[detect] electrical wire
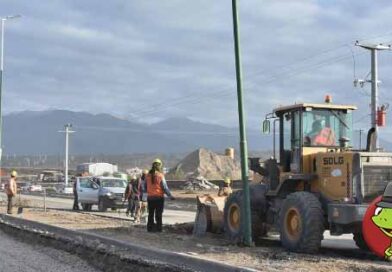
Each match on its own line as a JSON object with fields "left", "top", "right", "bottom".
{"left": 354, "top": 113, "right": 370, "bottom": 124}
{"left": 129, "top": 51, "right": 364, "bottom": 120}
{"left": 125, "top": 32, "right": 392, "bottom": 122}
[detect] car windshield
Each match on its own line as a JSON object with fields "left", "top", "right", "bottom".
{"left": 303, "top": 109, "right": 353, "bottom": 147}
{"left": 100, "top": 179, "right": 127, "bottom": 188}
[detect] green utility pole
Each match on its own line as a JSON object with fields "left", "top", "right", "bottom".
{"left": 231, "top": 0, "right": 253, "bottom": 246}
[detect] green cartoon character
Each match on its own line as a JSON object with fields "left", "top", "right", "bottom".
{"left": 372, "top": 182, "right": 392, "bottom": 260}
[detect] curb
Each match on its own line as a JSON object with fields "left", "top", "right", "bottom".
{"left": 0, "top": 214, "right": 255, "bottom": 272}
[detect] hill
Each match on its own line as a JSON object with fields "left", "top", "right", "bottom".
{"left": 3, "top": 110, "right": 272, "bottom": 155}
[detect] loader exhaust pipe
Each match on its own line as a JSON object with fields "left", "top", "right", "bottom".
{"left": 366, "top": 127, "right": 375, "bottom": 152}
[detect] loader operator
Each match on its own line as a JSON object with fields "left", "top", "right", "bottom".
{"left": 218, "top": 177, "right": 232, "bottom": 197}
{"left": 145, "top": 158, "right": 175, "bottom": 232}
{"left": 305, "top": 119, "right": 336, "bottom": 146}
{"left": 5, "top": 171, "right": 18, "bottom": 214}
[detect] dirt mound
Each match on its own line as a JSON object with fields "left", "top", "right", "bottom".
{"left": 170, "top": 148, "right": 241, "bottom": 180}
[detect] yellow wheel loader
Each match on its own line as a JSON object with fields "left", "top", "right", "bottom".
{"left": 221, "top": 98, "right": 392, "bottom": 253}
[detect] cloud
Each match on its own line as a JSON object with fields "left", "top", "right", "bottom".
{"left": 1, "top": 0, "right": 391, "bottom": 134}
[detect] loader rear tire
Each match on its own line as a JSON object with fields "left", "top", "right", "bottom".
{"left": 353, "top": 232, "right": 369, "bottom": 251}
{"left": 279, "top": 192, "right": 324, "bottom": 253}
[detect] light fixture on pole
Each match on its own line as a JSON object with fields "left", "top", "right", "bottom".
{"left": 0, "top": 14, "right": 21, "bottom": 183}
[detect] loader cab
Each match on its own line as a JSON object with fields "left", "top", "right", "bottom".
{"left": 264, "top": 102, "right": 356, "bottom": 174}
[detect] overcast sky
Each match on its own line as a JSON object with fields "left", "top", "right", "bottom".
{"left": 2, "top": 0, "right": 392, "bottom": 132}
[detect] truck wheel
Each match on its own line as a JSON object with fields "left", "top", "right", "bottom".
{"left": 224, "top": 191, "right": 267, "bottom": 243}
{"left": 279, "top": 192, "right": 324, "bottom": 253}
{"left": 98, "top": 198, "right": 107, "bottom": 212}
{"left": 353, "top": 232, "right": 369, "bottom": 251}
{"left": 81, "top": 203, "right": 89, "bottom": 211}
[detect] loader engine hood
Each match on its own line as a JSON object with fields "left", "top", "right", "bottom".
{"left": 357, "top": 152, "right": 392, "bottom": 203}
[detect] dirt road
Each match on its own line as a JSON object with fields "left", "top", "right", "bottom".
{"left": 0, "top": 230, "right": 99, "bottom": 272}
{"left": 0, "top": 192, "right": 195, "bottom": 225}
{"left": 1, "top": 208, "right": 390, "bottom": 272}
{"left": 0, "top": 192, "right": 359, "bottom": 250}
{"left": 1, "top": 192, "right": 391, "bottom": 271}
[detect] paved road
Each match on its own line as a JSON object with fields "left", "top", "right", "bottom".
{"left": 0, "top": 192, "right": 357, "bottom": 250}
{"left": 0, "top": 230, "right": 99, "bottom": 272}
{"left": 0, "top": 192, "right": 195, "bottom": 225}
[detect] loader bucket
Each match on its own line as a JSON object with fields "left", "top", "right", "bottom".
{"left": 193, "top": 194, "right": 227, "bottom": 236}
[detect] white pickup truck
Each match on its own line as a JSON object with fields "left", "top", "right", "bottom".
{"left": 76, "top": 176, "right": 127, "bottom": 212}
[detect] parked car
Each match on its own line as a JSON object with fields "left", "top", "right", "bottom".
{"left": 28, "top": 184, "right": 43, "bottom": 192}
{"left": 17, "top": 182, "right": 31, "bottom": 192}
{"left": 39, "top": 171, "right": 64, "bottom": 183}
{"left": 76, "top": 176, "right": 127, "bottom": 212}
{"left": 55, "top": 184, "right": 73, "bottom": 194}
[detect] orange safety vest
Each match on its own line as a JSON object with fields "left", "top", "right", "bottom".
{"left": 146, "top": 172, "right": 164, "bottom": 198}
{"left": 313, "top": 127, "right": 335, "bottom": 146}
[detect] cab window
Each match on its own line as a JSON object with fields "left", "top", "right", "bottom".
{"left": 303, "top": 109, "right": 352, "bottom": 147}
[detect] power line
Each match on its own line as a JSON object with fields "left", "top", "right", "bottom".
{"left": 354, "top": 113, "right": 370, "bottom": 124}
{"left": 129, "top": 51, "right": 364, "bottom": 120}
{"left": 130, "top": 32, "right": 392, "bottom": 116}
{"left": 126, "top": 44, "right": 354, "bottom": 120}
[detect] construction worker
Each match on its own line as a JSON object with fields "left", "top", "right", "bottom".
{"left": 218, "top": 177, "right": 233, "bottom": 197}
{"left": 130, "top": 174, "right": 142, "bottom": 220}
{"left": 145, "top": 159, "right": 175, "bottom": 232}
{"left": 5, "top": 170, "right": 18, "bottom": 214}
{"left": 135, "top": 169, "right": 149, "bottom": 223}
{"left": 72, "top": 179, "right": 80, "bottom": 211}
{"left": 125, "top": 175, "right": 137, "bottom": 217}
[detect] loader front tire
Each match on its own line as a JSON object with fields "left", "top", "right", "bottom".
{"left": 224, "top": 190, "right": 267, "bottom": 243}
{"left": 224, "top": 191, "right": 243, "bottom": 243}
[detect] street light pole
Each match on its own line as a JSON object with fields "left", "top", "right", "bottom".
{"left": 0, "top": 14, "right": 21, "bottom": 183}
{"left": 355, "top": 41, "right": 391, "bottom": 151}
{"left": 59, "top": 124, "right": 75, "bottom": 186}
{"left": 231, "top": 0, "right": 253, "bottom": 246}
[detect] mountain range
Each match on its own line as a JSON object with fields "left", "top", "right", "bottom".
{"left": 4, "top": 110, "right": 391, "bottom": 155}
{"left": 3, "top": 110, "right": 272, "bottom": 155}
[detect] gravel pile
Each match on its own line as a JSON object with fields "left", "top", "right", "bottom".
{"left": 170, "top": 148, "right": 241, "bottom": 180}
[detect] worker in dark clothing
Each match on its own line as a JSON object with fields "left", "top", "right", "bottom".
{"left": 73, "top": 180, "right": 80, "bottom": 211}
{"left": 130, "top": 175, "right": 141, "bottom": 219}
{"left": 145, "top": 159, "right": 175, "bottom": 232}
{"left": 138, "top": 169, "right": 149, "bottom": 222}
{"left": 125, "top": 175, "right": 137, "bottom": 217}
